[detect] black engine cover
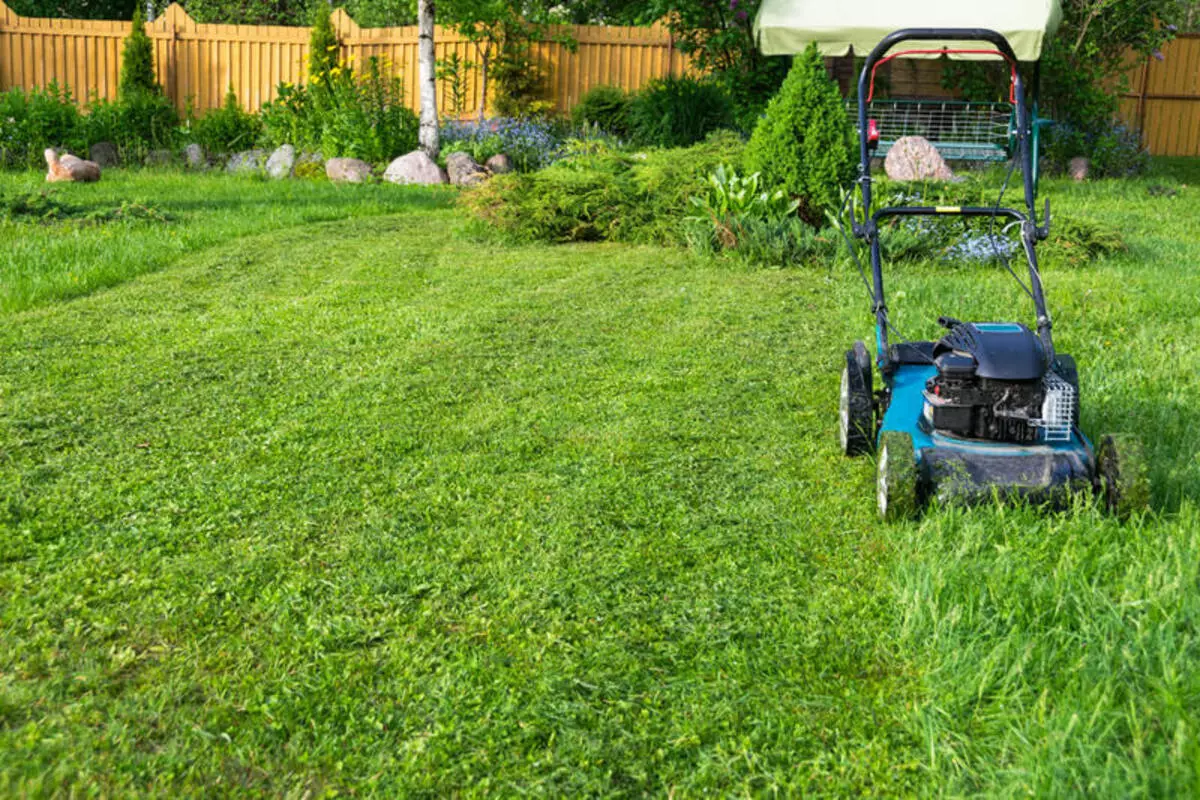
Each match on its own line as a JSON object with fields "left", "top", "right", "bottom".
{"left": 924, "top": 322, "right": 1048, "bottom": 444}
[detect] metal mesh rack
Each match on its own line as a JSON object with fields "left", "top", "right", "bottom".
{"left": 849, "top": 99, "right": 1015, "bottom": 162}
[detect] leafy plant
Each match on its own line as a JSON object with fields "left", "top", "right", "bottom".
{"left": 0, "top": 83, "right": 87, "bottom": 168}
{"left": 308, "top": 5, "right": 340, "bottom": 84}
{"left": 87, "top": 90, "right": 180, "bottom": 157}
{"left": 627, "top": 76, "right": 735, "bottom": 148}
{"left": 261, "top": 57, "right": 418, "bottom": 163}
{"left": 188, "top": 87, "right": 262, "bottom": 155}
{"left": 119, "top": 8, "right": 160, "bottom": 99}
{"left": 685, "top": 164, "right": 797, "bottom": 248}
{"left": 439, "top": 116, "right": 564, "bottom": 171}
{"left": 571, "top": 85, "right": 631, "bottom": 138}
{"left": 744, "top": 44, "right": 854, "bottom": 225}
{"left": 1042, "top": 215, "right": 1126, "bottom": 266}
{"left": 436, "top": 53, "right": 475, "bottom": 118}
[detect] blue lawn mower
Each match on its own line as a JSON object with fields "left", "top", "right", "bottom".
{"left": 836, "top": 28, "right": 1149, "bottom": 519}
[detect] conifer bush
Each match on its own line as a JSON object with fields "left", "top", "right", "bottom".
{"left": 744, "top": 44, "right": 854, "bottom": 225}
{"left": 119, "top": 9, "right": 160, "bottom": 99}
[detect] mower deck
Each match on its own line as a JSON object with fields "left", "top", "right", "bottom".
{"left": 883, "top": 363, "right": 1094, "bottom": 507}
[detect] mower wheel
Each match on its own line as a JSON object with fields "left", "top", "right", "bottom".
{"left": 877, "top": 431, "right": 919, "bottom": 521}
{"left": 1096, "top": 434, "right": 1150, "bottom": 518}
{"left": 840, "top": 343, "right": 874, "bottom": 456}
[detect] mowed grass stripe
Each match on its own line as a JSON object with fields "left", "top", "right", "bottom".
{"left": 1, "top": 213, "right": 916, "bottom": 795}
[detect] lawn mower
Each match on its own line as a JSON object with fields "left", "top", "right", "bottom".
{"left": 827, "top": 27, "right": 1149, "bottom": 519}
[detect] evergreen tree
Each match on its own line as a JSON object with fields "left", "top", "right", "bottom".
{"left": 119, "top": 7, "right": 160, "bottom": 98}
{"left": 743, "top": 44, "right": 853, "bottom": 225}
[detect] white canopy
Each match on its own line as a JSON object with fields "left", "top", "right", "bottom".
{"left": 753, "top": 0, "right": 1062, "bottom": 62}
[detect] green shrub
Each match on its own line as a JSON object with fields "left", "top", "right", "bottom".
{"left": 463, "top": 131, "right": 745, "bottom": 245}
{"left": 744, "top": 44, "right": 854, "bottom": 225}
{"left": 87, "top": 91, "right": 180, "bottom": 157}
{"left": 684, "top": 164, "right": 798, "bottom": 250}
{"left": 261, "top": 57, "right": 417, "bottom": 163}
{"left": 0, "top": 83, "right": 87, "bottom": 168}
{"left": 190, "top": 88, "right": 263, "bottom": 155}
{"left": 491, "top": 35, "right": 551, "bottom": 118}
{"left": 120, "top": 9, "right": 160, "bottom": 99}
{"left": 571, "top": 85, "right": 631, "bottom": 138}
{"left": 627, "top": 76, "right": 735, "bottom": 148}
{"left": 1042, "top": 216, "right": 1126, "bottom": 267}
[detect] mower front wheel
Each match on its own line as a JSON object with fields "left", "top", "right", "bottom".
{"left": 1096, "top": 434, "right": 1150, "bottom": 518}
{"left": 878, "top": 431, "right": 919, "bottom": 521}
{"left": 840, "top": 343, "right": 874, "bottom": 456}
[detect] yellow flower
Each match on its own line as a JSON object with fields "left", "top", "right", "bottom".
{"left": 327, "top": 44, "right": 338, "bottom": 51}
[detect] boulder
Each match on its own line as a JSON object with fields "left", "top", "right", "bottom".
{"left": 144, "top": 149, "right": 173, "bottom": 167}
{"left": 445, "top": 151, "right": 488, "bottom": 187}
{"left": 183, "top": 143, "right": 206, "bottom": 169}
{"left": 326, "top": 157, "right": 373, "bottom": 184}
{"left": 89, "top": 141, "right": 119, "bottom": 168}
{"left": 226, "top": 149, "right": 268, "bottom": 174}
{"left": 383, "top": 150, "right": 448, "bottom": 185}
{"left": 266, "top": 144, "right": 296, "bottom": 179}
{"left": 44, "top": 149, "right": 100, "bottom": 183}
{"left": 1068, "top": 156, "right": 1089, "bottom": 182}
{"left": 883, "top": 136, "right": 954, "bottom": 182}
{"left": 484, "top": 153, "right": 513, "bottom": 175}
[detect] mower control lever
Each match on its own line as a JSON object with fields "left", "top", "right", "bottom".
{"left": 938, "top": 316, "right": 963, "bottom": 330}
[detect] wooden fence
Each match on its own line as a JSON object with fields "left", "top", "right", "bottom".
{"left": 0, "top": 1, "right": 690, "bottom": 118}
{"left": 1, "top": 0, "right": 1198, "bottom": 155}
{"left": 1118, "top": 34, "right": 1200, "bottom": 157}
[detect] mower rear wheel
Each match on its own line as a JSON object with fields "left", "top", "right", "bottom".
{"left": 840, "top": 343, "right": 874, "bottom": 456}
{"left": 877, "top": 431, "right": 919, "bottom": 521}
{"left": 1096, "top": 434, "right": 1150, "bottom": 518}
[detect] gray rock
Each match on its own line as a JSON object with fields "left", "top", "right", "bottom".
{"left": 326, "top": 157, "right": 373, "bottom": 184}
{"left": 445, "top": 151, "right": 488, "bottom": 187}
{"left": 383, "top": 150, "right": 448, "bottom": 185}
{"left": 1068, "top": 156, "right": 1089, "bottom": 182}
{"left": 89, "top": 141, "right": 119, "bottom": 168}
{"left": 184, "top": 143, "right": 206, "bottom": 169}
{"left": 484, "top": 153, "right": 513, "bottom": 175}
{"left": 144, "top": 149, "right": 174, "bottom": 167}
{"left": 883, "top": 136, "right": 954, "bottom": 182}
{"left": 226, "top": 149, "right": 268, "bottom": 174}
{"left": 266, "top": 144, "right": 296, "bottom": 179}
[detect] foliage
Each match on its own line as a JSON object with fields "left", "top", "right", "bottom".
{"left": 626, "top": 76, "right": 736, "bottom": 148}
{"left": 489, "top": 31, "right": 553, "bottom": 118}
{"left": 87, "top": 90, "right": 180, "bottom": 155}
{"left": 463, "top": 130, "right": 745, "bottom": 243}
{"left": 7, "top": 0, "right": 138, "bottom": 19}
{"left": 119, "top": 8, "right": 159, "bottom": 100}
{"left": 175, "top": 0, "right": 416, "bottom": 26}
{"left": 640, "top": 0, "right": 786, "bottom": 130}
{"left": 436, "top": 53, "right": 475, "bottom": 118}
{"left": 0, "top": 84, "right": 87, "bottom": 169}
{"left": 308, "top": 5, "right": 340, "bottom": 84}
{"left": 571, "top": 85, "right": 631, "bottom": 138}
{"left": 1043, "top": 121, "right": 1150, "bottom": 179}
{"left": 188, "top": 87, "right": 263, "bottom": 155}
{"left": 439, "top": 117, "right": 564, "bottom": 171}
{"left": 262, "top": 57, "right": 418, "bottom": 163}
{"left": 744, "top": 44, "right": 855, "bottom": 226}
{"left": 1042, "top": 215, "right": 1127, "bottom": 266}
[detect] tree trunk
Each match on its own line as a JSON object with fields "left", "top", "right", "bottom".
{"left": 478, "top": 49, "right": 490, "bottom": 123}
{"left": 417, "top": 0, "right": 439, "bottom": 157}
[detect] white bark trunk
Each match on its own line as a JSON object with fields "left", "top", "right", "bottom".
{"left": 417, "top": 0, "right": 439, "bottom": 157}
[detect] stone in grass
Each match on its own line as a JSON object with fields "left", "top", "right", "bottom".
{"left": 183, "top": 143, "right": 206, "bottom": 170}
{"left": 266, "top": 144, "right": 296, "bottom": 179}
{"left": 1068, "top": 156, "right": 1089, "bottom": 182}
{"left": 89, "top": 141, "right": 119, "bottom": 168}
{"left": 227, "top": 149, "right": 268, "bottom": 174}
{"left": 383, "top": 150, "right": 448, "bottom": 185}
{"left": 485, "top": 153, "right": 513, "bottom": 175}
{"left": 326, "top": 157, "right": 373, "bottom": 184}
{"left": 445, "top": 151, "right": 489, "bottom": 187}
{"left": 884, "top": 135, "right": 954, "bottom": 182}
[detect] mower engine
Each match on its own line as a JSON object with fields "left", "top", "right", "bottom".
{"left": 922, "top": 322, "right": 1075, "bottom": 444}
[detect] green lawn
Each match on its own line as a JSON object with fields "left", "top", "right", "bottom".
{"left": 1, "top": 168, "right": 1199, "bottom": 796}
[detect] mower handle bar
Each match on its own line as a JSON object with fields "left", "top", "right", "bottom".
{"left": 851, "top": 28, "right": 1055, "bottom": 368}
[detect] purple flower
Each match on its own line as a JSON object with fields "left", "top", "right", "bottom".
{"left": 1153, "top": 50, "right": 1165, "bottom": 61}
